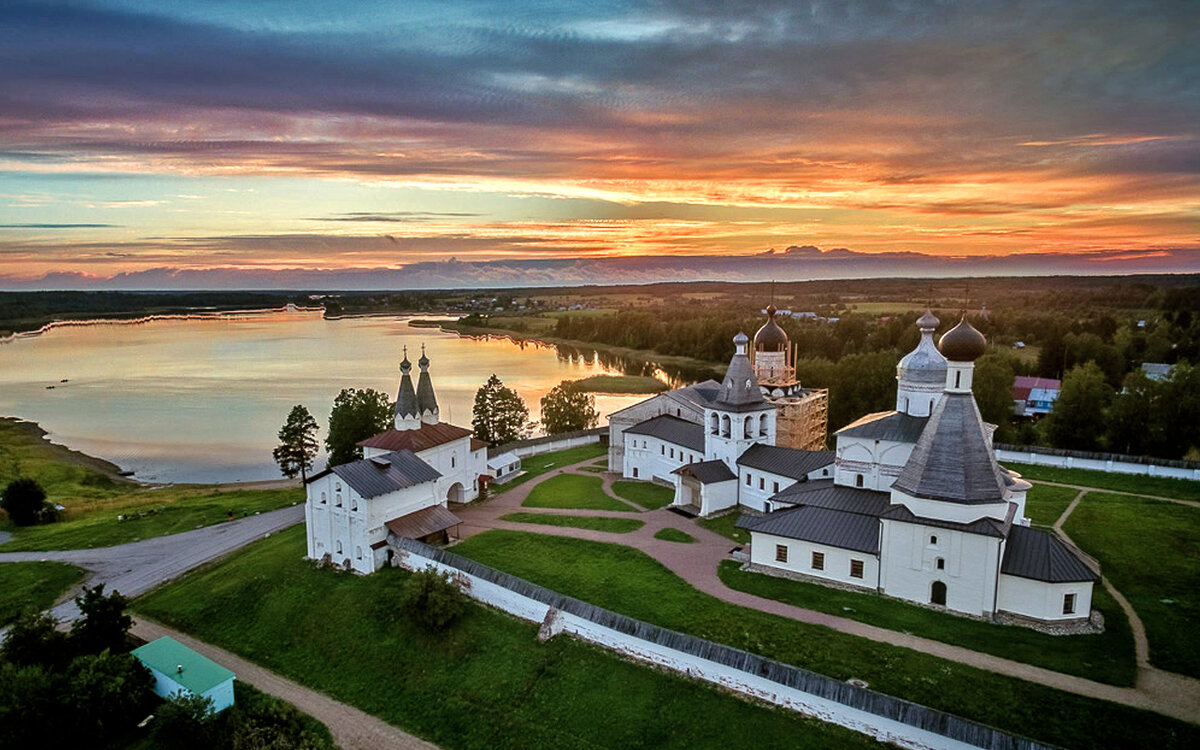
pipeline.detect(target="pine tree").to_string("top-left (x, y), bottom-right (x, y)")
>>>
top-left (273, 404), bottom-right (320, 481)
top-left (472, 374), bottom-right (531, 445)
top-left (325, 388), bottom-right (393, 466)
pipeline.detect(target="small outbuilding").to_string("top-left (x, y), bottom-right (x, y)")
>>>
top-left (132, 636), bottom-right (236, 713)
top-left (486, 451), bottom-right (522, 483)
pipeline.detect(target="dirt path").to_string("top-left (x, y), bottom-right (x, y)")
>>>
top-left (456, 461), bottom-right (1200, 725)
top-left (1034, 478), bottom-right (1200, 509)
top-left (132, 619), bottom-right (439, 750)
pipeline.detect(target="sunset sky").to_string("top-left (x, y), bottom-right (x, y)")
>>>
top-left (1, 0), bottom-right (1198, 287)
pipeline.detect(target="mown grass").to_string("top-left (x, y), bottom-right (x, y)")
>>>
top-left (612, 480), bottom-right (675, 510)
top-left (489, 443), bottom-right (607, 495)
top-left (698, 512), bottom-right (749, 543)
top-left (568, 375), bottom-right (669, 394)
top-left (136, 527), bottom-right (884, 750)
top-left (1064, 492), bottom-right (1200, 679)
top-left (1006, 462), bottom-right (1200, 502)
top-left (653, 528), bottom-right (695, 544)
top-left (522, 474), bottom-right (636, 512)
top-left (0, 561), bottom-right (85, 625)
top-left (718, 561), bottom-right (1134, 685)
top-left (0, 417), bottom-right (301, 550)
top-left (1024, 483), bottom-right (1081, 527)
top-left (450, 530), bottom-right (1199, 750)
top-left (500, 512), bottom-right (644, 533)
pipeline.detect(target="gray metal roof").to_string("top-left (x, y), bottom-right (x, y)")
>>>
top-left (416, 358), bottom-right (438, 415)
top-left (770, 479), bottom-right (891, 517)
top-left (674, 459), bottom-right (736, 484)
top-left (668, 379), bottom-right (721, 409)
top-left (714, 334), bottom-right (768, 411)
top-left (879, 503), bottom-right (1008, 538)
top-left (738, 445), bottom-right (834, 480)
top-left (1001, 525), bottom-right (1099, 583)
top-left (328, 449), bottom-right (441, 499)
top-left (738, 506), bottom-right (880, 554)
top-left (625, 414), bottom-right (706, 452)
top-left (835, 410), bottom-right (929, 443)
top-left (891, 393), bottom-right (1009, 505)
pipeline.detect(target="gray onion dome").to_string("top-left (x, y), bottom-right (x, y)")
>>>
top-left (938, 316), bottom-right (987, 362)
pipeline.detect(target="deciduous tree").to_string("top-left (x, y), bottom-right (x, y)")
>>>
top-left (70, 584), bottom-right (132, 656)
top-left (273, 404), bottom-right (320, 481)
top-left (472, 374), bottom-right (530, 445)
top-left (540, 382), bottom-right (598, 435)
top-left (1042, 362), bottom-right (1114, 451)
top-left (974, 353), bottom-right (1017, 441)
top-left (1, 478), bottom-right (49, 527)
top-left (403, 566), bottom-right (465, 631)
top-left (325, 388), bottom-right (392, 466)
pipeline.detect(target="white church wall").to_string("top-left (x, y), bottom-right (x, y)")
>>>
top-left (890, 491), bottom-right (1011, 524)
top-left (609, 393), bottom-right (703, 474)
top-left (748, 532), bottom-right (879, 589)
top-left (622, 434), bottom-right (698, 483)
top-left (738, 468), bottom-right (797, 512)
top-left (704, 407), bottom-right (775, 467)
top-left (835, 437), bottom-right (914, 491)
top-left (997, 575), bottom-right (1094, 622)
top-left (416, 438), bottom-right (484, 502)
top-left (879, 520), bottom-right (1002, 617)
top-left (700, 480), bottom-right (738, 516)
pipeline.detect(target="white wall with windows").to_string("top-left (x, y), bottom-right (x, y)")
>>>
top-left (622, 434), bottom-right (701, 483)
top-left (747, 531), bottom-right (878, 590)
top-left (834, 436), bottom-right (916, 492)
top-left (878, 520), bottom-right (1003, 617)
top-left (997, 575), bottom-right (1094, 622)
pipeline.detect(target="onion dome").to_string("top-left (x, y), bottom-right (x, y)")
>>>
top-left (396, 347), bottom-right (418, 420)
top-left (938, 316), bottom-right (987, 362)
top-left (415, 344), bottom-right (439, 418)
top-left (753, 304), bottom-right (789, 352)
top-left (897, 309), bottom-right (947, 385)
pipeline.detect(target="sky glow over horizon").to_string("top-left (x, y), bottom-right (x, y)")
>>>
top-left (1, 0), bottom-right (1197, 286)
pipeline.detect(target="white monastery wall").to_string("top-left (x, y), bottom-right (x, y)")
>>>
top-left (997, 575), bottom-right (1094, 622)
top-left (995, 447), bottom-right (1200, 481)
top-left (748, 532), bottom-right (878, 589)
top-left (415, 438), bottom-right (486, 502)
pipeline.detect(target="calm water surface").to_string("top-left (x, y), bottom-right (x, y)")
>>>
top-left (0, 311), bottom-right (647, 483)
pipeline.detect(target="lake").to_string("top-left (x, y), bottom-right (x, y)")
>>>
top-left (0, 310), bottom-right (657, 483)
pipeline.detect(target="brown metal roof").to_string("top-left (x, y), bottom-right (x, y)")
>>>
top-left (360, 422), bottom-right (473, 453)
top-left (385, 504), bottom-right (462, 540)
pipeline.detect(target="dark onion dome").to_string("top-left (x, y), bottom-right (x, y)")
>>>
top-left (753, 304), bottom-right (789, 352)
top-left (938, 315), bottom-right (987, 362)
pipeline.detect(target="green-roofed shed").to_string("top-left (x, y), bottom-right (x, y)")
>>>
top-left (132, 636), bottom-right (236, 712)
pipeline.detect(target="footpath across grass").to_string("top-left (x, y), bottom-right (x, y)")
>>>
top-left (522, 474), bottom-right (636, 512)
top-left (500, 512), bottom-right (644, 534)
top-left (1064, 492), bottom-right (1200, 679)
top-left (1024, 484), bottom-right (1081, 526)
top-left (1006, 462), bottom-right (1200, 502)
top-left (489, 442), bottom-right (607, 495)
top-left (450, 530), bottom-right (1199, 750)
top-left (612, 480), bottom-right (675, 510)
top-left (0, 561), bottom-right (85, 625)
top-left (136, 526), bottom-right (884, 750)
top-left (718, 561), bottom-right (1135, 686)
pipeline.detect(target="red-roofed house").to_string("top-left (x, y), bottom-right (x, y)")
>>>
top-left (1012, 376), bottom-right (1060, 417)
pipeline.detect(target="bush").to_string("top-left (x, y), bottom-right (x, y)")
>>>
top-left (153, 692), bottom-right (218, 750)
top-left (402, 566), bottom-right (465, 631)
top-left (0, 610), bottom-right (71, 670)
top-left (1, 478), bottom-right (52, 526)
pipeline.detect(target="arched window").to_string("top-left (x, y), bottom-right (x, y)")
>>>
top-left (356, 546), bottom-right (363, 560)
top-left (451, 454), bottom-right (457, 468)
top-left (936, 557), bottom-right (945, 570)
top-left (320, 492), bottom-right (327, 504)
top-left (336, 493), bottom-right (342, 507)
top-left (855, 474), bottom-right (864, 488)
top-left (931, 581), bottom-right (947, 606)
top-left (721, 414), bottom-right (730, 438)
top-left (351, 497), bottom-right (358, 511)
top-left (759, 413), bottom-right (768, 436)
top-left (335, 482), bottom-right (341, 492)
top-left (336, 540), bottom-right (343, 555)
top-left (955, 371), bottom-right (961, 389)
top-left (743, 416), bottom-right (753, 439)
top-left (929, 535), bottom-right (938, 545)
top-left (710, 412), bottom-right (719, 434)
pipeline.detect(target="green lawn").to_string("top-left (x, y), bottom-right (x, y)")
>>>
top-left (1024, 484), bottom-right (1080, 527)
top-left (653, 528), bottom-right (695, 544)
top-left (0, 416), bottom-right (302, 551)
top-left (489, 443), bottom-right (607, 495)
top-left (568, 375), bottom-right (669, 394)
top-left (450, 530), bottom-right (1199, 750)
top-left (697, 512), bottom-right (749, 544)
top-left (718, 561), bottom-right (1134, 685)
top-left (522, 474), bottom-right (636, 512)
top-left (1006, 462), bottom-right (1200, 501)
top-left (0, 561), bottom-right (85, 625)
top-left (500, 512), bottom-right (644, 533)
top-left (136, 527), bottom-right (883, 750)
top-left (1064, 492), bottom-right (1200, 679)
top-left (612, 480), bottom-right (675, 510)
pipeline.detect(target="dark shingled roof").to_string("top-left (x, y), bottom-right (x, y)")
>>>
top-left (416, 361), bottom-right (438, 415)
top-left (673, 459), bottom-right (737, 484)
top-left (737, 506), bottom-right (880, 554)
top-left (891, 393), bottom-right (1009, 505)
top-left (879, 503), bottom-right (1009, 538)
top-left (738, 445), bottom-right (834, 480)
top-left (320, 449), bottom-right (441, 499)
top-left (676, 380), bottom-right (722, 407)
top-left (360, 422), bottom-right (474, 453)
top-left (1002, 525), bottom-right (1099, 583)
top-left (770, 479), bottom-right (891, 517)
top-left (626, 414), bottom-right (705, 452)
top-left (714, 334), bottom-right (769, 412)
top-left (385, 504), bottom-right (461, 540)
top-left (396, 355), bottom-right (418, 419)
top-left (835, 411), bottom-right (929, 443)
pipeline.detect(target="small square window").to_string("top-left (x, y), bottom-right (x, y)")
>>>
top-left (745, 474), bottom-right (751, 486)
top-left (773, 481), bottom-right (779, 493)
top-left (936, 557), bottom-right (945, 570)
top-left (775, 544), bottom-right (788, 563)
top-left (811, 551), bottom-right (825, 571)
top-left (632, 468), bottom-right (639, 478)
top-left (929, 535), bottom-right (938, 545)
top-left (759, 477), bottom-right (765, 490)
top-left (1063, 593), bottom-right (1076, 615)
top-left (850, 560), bottom-right (864, 579)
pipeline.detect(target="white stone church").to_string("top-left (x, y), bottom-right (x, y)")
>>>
top-left (304, 347), bottom-right (487, 574)
top-left (613, 309), bottom-right (1099, 624)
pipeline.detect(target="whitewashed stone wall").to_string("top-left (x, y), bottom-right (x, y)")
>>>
top-left (996, 447), bottom-right (1200, 481)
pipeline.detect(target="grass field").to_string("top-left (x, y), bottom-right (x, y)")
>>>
top-left (136, 527), bottom-right (884, 750)
top-left (697, 512), bottom-right (749, 543)
top-left (718, 561), bottom-right (1134, 685)
top-left (522, 474), bottom-right (636, 512)
top-left (449, 530), bottom-right (1198, 750)
top-left (500, 512), bottom-right (644, 533)
top-left (0, 561), bottom-right (85, 625)
top-left (0, 417), bottom-right (302, 550)
top-left (611, 480), bottom-right (675, 510)
top-left (653, 528), bottom-right (695, 544)
top-left (489, 443), bottom-right (607, 495)
top-left (1007, 462), bottom-right (1200, 501)
top-left (1024, 484), bottom-right (1080, 526)
top-left (568, 375), bottom-right (669, 394)
top-left (1064, 492), bottom-right (1200, 679)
